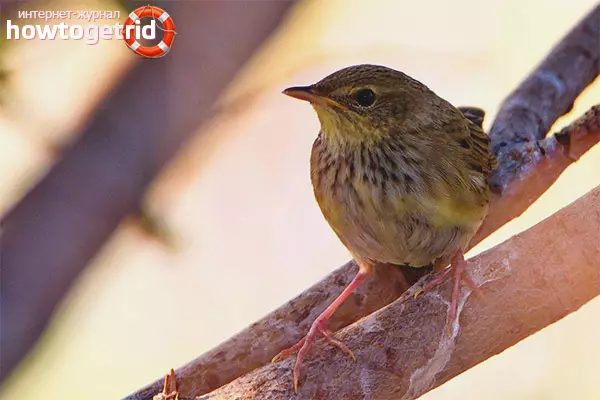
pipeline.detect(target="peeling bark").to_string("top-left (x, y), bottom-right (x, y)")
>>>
top-left (204, 185), bottom-right (600, 400)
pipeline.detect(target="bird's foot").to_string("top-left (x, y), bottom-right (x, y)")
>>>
top-left (414, 253), bottom-right (485, 334)
top-left (272, 317), bottom-right (355, 392)
top-left (272, 268), bottom-right (368, 391)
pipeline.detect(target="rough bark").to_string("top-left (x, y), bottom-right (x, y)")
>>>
top-left (474, 105), bottom-right (600, 245)
top-left (205, 184), bottom-right (600, 400)
top-left (0, 1), bottom-right (297, 383)
top-left (125, 6), bottom-right (600, 399)
top-left (128, 105), bottom-right (600, 400)
top-left (489, 4), bottom-right (600, 191)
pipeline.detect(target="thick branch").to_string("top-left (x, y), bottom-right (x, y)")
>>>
top-left (127, 264), bottom-right (412, 400)
top-left (125, 6), bottom-right (600, 395)
top-left (204, 184), bottom-right (600, 400)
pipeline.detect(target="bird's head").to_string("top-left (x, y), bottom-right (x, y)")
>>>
top-left (283, 64), bottom-right (436, 145)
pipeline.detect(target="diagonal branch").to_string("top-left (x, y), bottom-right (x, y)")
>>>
top-left (475, 104), bottom-right (600, 245)
top-left (489, 3), bottom-right (599, 191)
top-left (205, 183), bottom-right (600, 399)
top-left (125, 5), bottom-right (600, 399)
top-left (0, 1), bottom-right (297, 384)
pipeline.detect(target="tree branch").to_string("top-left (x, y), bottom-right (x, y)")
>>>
top-left (205, 183), bottom-right (600, 400)
top-left (475, 104), bottom-right (600, 245)
top-left (125, 6), bottom-right (600, 399)
top-left (0, 1), bottom-right (297, 383)
top-left (489, 4), bottom-right (599, 191)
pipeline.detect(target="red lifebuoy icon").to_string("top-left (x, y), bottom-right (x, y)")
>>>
top-left (123, 6), bottom-right (176, 58)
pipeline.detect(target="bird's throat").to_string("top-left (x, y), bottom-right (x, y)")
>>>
top-left (314, 106), bottom-right (386, 156)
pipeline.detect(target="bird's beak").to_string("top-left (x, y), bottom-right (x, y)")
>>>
top-left (282, 86), bottom-right (343, 108)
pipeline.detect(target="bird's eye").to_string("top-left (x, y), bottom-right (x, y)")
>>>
top-left (355, 88), bottom-right (376, 107)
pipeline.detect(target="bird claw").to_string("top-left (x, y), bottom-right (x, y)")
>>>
top-left (414, 253), bottom-right (485, 334)
top-left (320, 328), bottom-right (356, 361)
top-left (460, 270), bottom-right (487, 304)
top-left (271, 269), bottom-right (368, 392)
top-left (413, 287), bottom-right (424, 300)
top-left (271, 338), bottom-right (306, 363)
top-left (272, 320), bottom-right (356, 393)
top-left (413, 266), bottom-right (453, 300)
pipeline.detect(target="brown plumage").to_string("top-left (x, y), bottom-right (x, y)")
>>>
top-left (274, 64), bottom-right (497, 392)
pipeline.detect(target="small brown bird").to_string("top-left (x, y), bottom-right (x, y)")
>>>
top-left (274, 65), bottom-right (497, 391)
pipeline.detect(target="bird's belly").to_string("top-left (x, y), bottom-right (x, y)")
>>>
top-left (316, 181), bottom-right (484, 267)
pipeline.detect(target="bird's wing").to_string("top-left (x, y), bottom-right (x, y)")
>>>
top-left (458, 106), bottom-right (485, 128)
top-left (466, 121), bottom-right (498, 174)
top-left (445, 116), bottom-right (497, 177)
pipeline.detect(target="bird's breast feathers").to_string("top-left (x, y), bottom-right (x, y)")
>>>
top-left (310, 137), bottom-right (489, 267)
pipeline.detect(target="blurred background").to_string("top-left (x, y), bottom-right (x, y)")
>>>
top-left (0, 0), bottom-right (599, 399)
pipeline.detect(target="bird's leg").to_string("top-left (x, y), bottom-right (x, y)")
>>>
top-left (272, 264), bottom-right (370, 392)
top-left (415, 252), bottom-right (484, 332)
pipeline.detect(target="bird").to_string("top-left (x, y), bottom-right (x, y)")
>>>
top-left (273, 64), bottom-right (497, 392)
